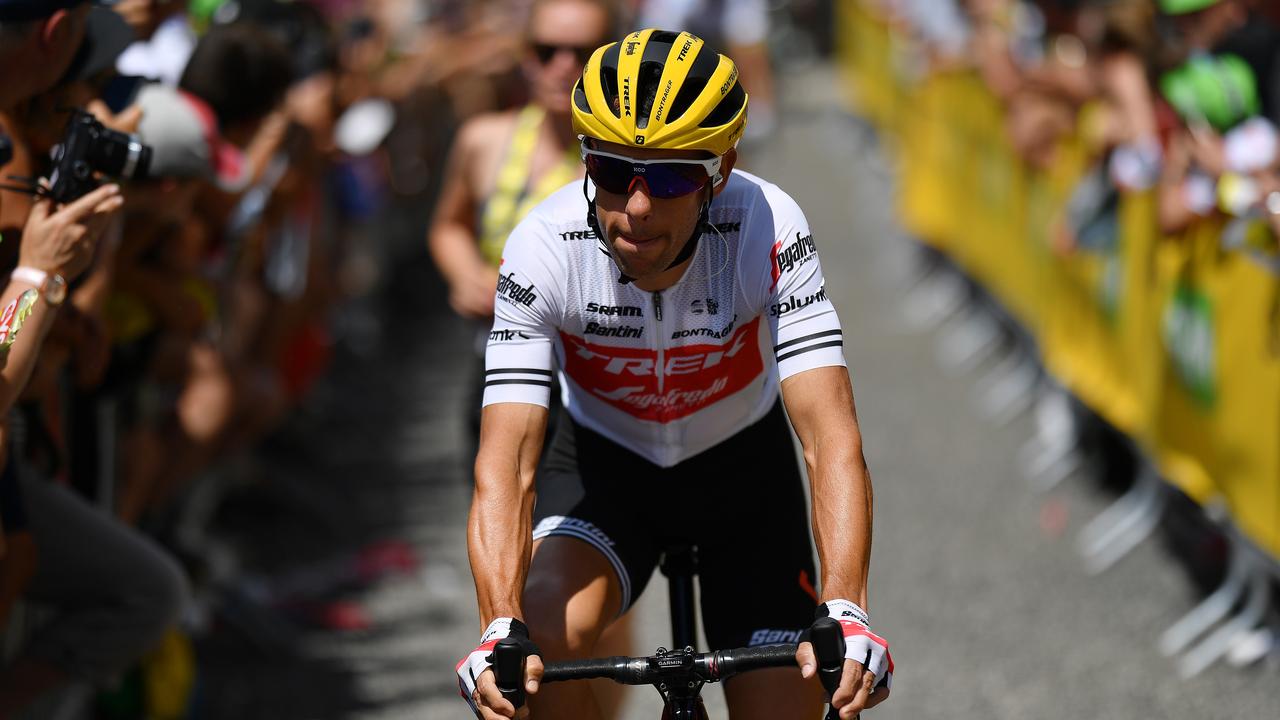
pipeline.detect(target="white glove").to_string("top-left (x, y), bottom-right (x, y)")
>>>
top-left (818, 599), bottom-right (894, 690)
top-left (456, 617), bottom-right (538, 715)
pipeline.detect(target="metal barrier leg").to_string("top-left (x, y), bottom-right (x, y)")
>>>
top-left (935, 306), bottom-right (1002, 376)
top-left (1018, 387), bottom-right (1082, 492)
top-left (973, 350), bottom-right (1038, 425)
top-left (1178, 564), bottom-right (1271, 678)
top-left (1158, 540), bottom-right (1250, 657)
top-left (901, 267), bottom-right (967, 331)
top-left (1076, 468), bottom-right (1165, 574)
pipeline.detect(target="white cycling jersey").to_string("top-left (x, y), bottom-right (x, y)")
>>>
top-left (483, 169), bottom-right (846, 467)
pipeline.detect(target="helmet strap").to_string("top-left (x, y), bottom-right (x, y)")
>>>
top-left (583, 176), bottom-right (715, 287)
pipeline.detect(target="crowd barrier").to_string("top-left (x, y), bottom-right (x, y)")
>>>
top-left (835, 1), bottom-right (1280, 569)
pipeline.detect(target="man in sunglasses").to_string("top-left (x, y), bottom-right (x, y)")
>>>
top-left (429, 0), bottom-right (617, 460)
top-left (458, 29), bottom-right (893, 720)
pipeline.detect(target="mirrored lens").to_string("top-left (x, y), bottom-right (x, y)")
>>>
top-left (584, 153), bottom-right (708, 199)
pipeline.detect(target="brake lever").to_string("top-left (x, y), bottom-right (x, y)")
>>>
top-left (492, 637), bottom-right (527, 710)
top-left (810, 617), bottom-right (845, 720)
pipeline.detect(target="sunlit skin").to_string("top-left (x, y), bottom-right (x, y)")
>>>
top-left (589, 139), bottom-right (737, 292)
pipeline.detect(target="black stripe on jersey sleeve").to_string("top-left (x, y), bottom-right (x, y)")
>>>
top-left (773, 329), bottom-right (843, 353)
top-left (776, 340), bottom-right (844, 363)
top-left (484, 368), bottom-right (554, 376)
top-left (485, 379), bottom-right (553, 388)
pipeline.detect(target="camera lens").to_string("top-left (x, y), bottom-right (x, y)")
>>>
top-left (89, 125), bottom-right (152, 181)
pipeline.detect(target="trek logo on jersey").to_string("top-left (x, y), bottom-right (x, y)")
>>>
top-left (586, 302), bottom-right (643, 317)
top-left (560, 317), bottom-right (763, 422)
top-left (489, 328), bottom-right (531, 342)
top-left (496, 272), bottom-right (538, 307)
top-left (689, 298), bottom-right (719, 315)
top-left (749, 629), bottom-right (803, 646)
top-left (711, 221), bottom-right (741, 234)
top-left (770, 232), bottom-right (817, 291)
top-left (770, 285), bottom-right (827, 317)
top-left (585, 322), bottom-right (643, 339)
top-left (560, 229), bottom-right (597, 241)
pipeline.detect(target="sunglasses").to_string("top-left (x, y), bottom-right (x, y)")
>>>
top-left (532, 42), bottom-right (595, 65)
top-left (581, 145), bottom-right (722, 199)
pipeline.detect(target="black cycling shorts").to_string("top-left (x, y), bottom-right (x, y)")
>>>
top-left (532, 400), bottom-right (819, 651)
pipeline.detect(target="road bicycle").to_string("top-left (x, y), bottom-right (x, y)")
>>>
top-left (494, 544), bottom-right (852, 719)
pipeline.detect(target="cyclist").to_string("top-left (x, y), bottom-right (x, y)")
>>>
top-left (457, 29), bottom-right (893, 720)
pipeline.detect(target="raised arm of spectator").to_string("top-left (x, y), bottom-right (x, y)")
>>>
top-left (0, 185), bottom-right (122, 412)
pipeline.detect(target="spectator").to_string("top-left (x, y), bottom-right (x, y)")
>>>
top-left (429, 0), bottom-right (615, 456)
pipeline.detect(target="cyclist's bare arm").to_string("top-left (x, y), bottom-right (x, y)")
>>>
top-left (470, 402), bottom-right (550, 625)
top-left (468, 402), bottom-right (550, 718)
top-left (780, 366), bottom-right (871, 604)
top-left (781, 365), bottom-right (886, 718)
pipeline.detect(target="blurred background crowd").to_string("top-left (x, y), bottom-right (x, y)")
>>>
top-left (847, 0), bottom-right (1280, 689)
top-left (0, 0), bottom-right (1277, 718)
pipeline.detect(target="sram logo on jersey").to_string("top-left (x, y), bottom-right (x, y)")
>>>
top-left (770, 286), bottom-right (827, 317)
top-left (586, 302), bottom-right (642, 317)
top-left (560, 317), bottom-right (763, 422)
top-left (769, 231), bottom-right (817, 291)
top-left (496, 272), bottom-right (538, 307)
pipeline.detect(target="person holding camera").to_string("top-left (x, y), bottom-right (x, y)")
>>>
top-left (0, 2), bottom-right (189, 714)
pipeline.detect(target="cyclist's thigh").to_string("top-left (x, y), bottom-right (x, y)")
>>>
top-left (724, 667), bottom-right (824, 720)
top-left (526, 536), bottom-right (624, 654)
top-left (529, 413), bottom-right (662, 644)
top-left (689, 402), bottom-right (818, 651)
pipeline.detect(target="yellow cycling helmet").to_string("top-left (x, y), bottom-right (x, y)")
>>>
top-left (572, 29), bottom-right (748, 156)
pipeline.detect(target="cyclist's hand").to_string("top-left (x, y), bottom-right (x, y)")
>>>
top-left (469, 654), bottom-right (544, 719)
top-left (797, 600), bottom-right (893, 718)
top-left (457, 618), bottom-right (542, 719)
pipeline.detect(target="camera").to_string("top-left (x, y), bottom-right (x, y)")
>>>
top-left (46, 109), bottom-right (152, 203)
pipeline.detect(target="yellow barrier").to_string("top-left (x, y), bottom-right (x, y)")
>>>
top-left (838, 1), bottom-right (1280, 560)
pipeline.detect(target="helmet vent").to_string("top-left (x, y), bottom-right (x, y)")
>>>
top-left (665, 46), bottom-right (719, 123)
top-left (699, 81), bottom-right (746, 128)
top-left (598, 42), bottom-right (623, 119)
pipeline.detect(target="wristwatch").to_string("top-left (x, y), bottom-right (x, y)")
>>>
top-left (11, 266), bottom-right (67, 307)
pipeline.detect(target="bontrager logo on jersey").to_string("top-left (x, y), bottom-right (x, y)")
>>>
top-left (489, 329), bottom-right (531, 342)
top-left (770, 286), bottom-right (827, 317)
top-left (671, 314), bottom-right (736, 340)
top-left (560, 317), bottom-right (764, 422)
top-left (560, 229), bottom-right (597, 241)
top-left (587, 302), bottom-right (642, 317)
top-left (585, 322), bottom-right (642, 339)
top-left (769, 231), bottom-right (817, 291)
top-left (497, 272), bottom-right (538, 307)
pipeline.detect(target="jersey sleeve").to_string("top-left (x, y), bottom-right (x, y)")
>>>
top-left (747, 185), bottom-right (847, 381)
top-left (482, 211), bottom-right (564, 408)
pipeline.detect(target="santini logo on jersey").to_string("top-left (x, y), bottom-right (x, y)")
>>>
top-left (584, 322), bottom-right (642, 339)
top-left (586, 302), bottom-right (642, 317)
top-left (749, 629), bottom-right (804, 646)
top-left (497, 272), bottom-right (538, 307)
top-left (770, 285), bottom-right (827, 317)
top-left (769, 232), bottom-right (817, 291)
